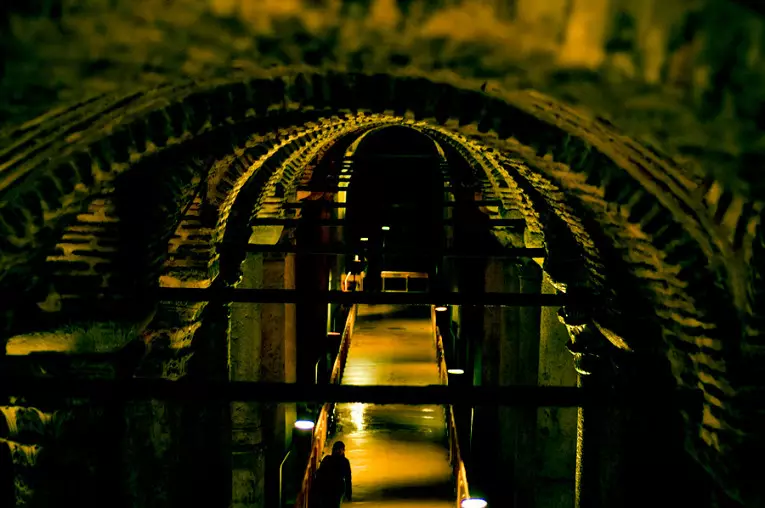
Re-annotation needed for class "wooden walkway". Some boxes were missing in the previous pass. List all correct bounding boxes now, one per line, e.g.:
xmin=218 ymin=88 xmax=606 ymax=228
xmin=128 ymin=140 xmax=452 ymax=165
xmin=325 ymin=304 xmax=454 ymax=508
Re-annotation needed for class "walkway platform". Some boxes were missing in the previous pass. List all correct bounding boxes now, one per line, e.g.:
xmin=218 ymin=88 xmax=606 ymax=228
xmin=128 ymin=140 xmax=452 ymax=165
xmin=325 ymin=304 xmax=454 ymax=507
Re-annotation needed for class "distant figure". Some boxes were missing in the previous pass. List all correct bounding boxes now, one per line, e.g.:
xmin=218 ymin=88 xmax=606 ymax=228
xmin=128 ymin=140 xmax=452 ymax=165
xmin=314 ymin=441 xmax=352 ymax=507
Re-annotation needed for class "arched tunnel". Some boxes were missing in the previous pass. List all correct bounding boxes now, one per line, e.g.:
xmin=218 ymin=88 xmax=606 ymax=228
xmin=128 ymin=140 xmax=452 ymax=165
xmin=1 ymin=1 xmax=764 ymax=507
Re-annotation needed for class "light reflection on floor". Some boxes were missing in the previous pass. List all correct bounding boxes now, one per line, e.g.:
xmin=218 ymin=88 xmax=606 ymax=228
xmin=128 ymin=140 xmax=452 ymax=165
xmin=325 ymin=305 xmax=454 ymax=507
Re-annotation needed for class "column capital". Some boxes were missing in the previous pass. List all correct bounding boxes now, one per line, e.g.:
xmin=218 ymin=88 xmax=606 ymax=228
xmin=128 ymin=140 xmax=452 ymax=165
xmin=557 ymin=305 xmax=589 ymax=328
xmin=515 ymin=258 xmax=543 ymax=281
xmin=558 ymin=307 xmax=614 ymax=376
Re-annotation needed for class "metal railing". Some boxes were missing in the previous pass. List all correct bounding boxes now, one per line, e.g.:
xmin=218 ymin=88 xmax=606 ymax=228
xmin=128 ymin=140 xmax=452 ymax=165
xmin=294 ymin=305 xmax=358 ymax=508
xmin=433 ymin=315 xmax=471 ymax=507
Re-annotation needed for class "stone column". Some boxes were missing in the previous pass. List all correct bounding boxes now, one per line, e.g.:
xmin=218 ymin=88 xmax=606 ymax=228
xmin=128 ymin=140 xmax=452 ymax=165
xmin=229 ymin=252 xmax=265 ymax=508
xmin=260 ymin=251 xmax=297 ymax=508
xmin=296 ymin=200 xmax=335 ymax=386
xmin=510 ymin=261 xmax=543 ymax=507
xmin=535 ymin=272 xmax=577 ymax=508
xmin=559 ymin=307 xmax=625 ymax=508
xmin=490 ymin=257 xmax=516 ymax=507
xmin=324 ymin=247 xmax=342 ymax=380
xmin=473 ymin=256 xmax=543 ymax=506
xmin=471 ymin=257 xmax=514 ymax=491
xmin=559 ymin=304 xmax=713 ymax=508
xmin=190 ymin=300 xmax=233 ymax=508
xmin=458 ymin=259 xmax=485 ymax=479
xmin=452 ymin=202 xmax=488 ymax=475
xmin=228 ymin=248 xmax=297 ymax=508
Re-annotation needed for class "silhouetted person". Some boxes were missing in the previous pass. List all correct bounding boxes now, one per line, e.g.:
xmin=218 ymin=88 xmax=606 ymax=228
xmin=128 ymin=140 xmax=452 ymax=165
xmin=315 ymin=441 xmax=352 ymax=507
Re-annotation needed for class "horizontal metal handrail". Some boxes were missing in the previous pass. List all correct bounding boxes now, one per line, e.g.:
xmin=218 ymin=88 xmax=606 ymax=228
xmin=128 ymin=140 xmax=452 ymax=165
xmin=0 ymin=378 xmax=691 ymax=406
xmin=330 ymin=306 xmax=357 ymax=385
xmin=432 ymin=316 xmax=472 ymax=508
xmin=294 ymin=305 xmax=357 ymax=508
xmin=1 ymin=289 xmax=595 ymax=306
xmin=149 ymin=288 xmax=587 ymax=306
xmin=216 ymin=242 xmax=546 ymax=258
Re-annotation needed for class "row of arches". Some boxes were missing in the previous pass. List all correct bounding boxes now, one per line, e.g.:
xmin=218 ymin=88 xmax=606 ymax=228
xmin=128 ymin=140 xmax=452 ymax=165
xmin=0 ymin=70 xmax=762 ymax=505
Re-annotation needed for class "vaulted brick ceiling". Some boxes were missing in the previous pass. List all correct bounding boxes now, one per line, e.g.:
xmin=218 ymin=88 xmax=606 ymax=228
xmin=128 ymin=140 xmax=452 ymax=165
xmin=0 ymin=0 xmax=764 ymax=505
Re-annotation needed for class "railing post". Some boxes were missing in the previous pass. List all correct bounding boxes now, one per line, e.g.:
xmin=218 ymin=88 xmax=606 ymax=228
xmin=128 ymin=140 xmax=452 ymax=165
xmin=434 ymin=320 xmax=473 ymax=507
xmin=294 ymin=304 xmax=356 ymax=508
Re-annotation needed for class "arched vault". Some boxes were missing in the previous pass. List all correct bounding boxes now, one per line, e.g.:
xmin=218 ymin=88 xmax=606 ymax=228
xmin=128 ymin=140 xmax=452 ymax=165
xmin=0 ymin=69 xmax=762 ymax=503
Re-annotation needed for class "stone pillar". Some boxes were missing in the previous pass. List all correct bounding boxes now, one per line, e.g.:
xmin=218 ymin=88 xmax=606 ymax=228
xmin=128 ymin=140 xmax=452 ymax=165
xmin=459 ymin=262 xmax=485 ymax=477
xmin=260 ymin=251 xmax=297 ymax=384
xmin=325 ymin=245 xmax=342 ymax=377
xmin=559 ymin=304 xmax=713 ymax=508
xmin=122 ymin=192 xmax=223 ymax=508
xmin=535 ymin=272 xmax=577 ymax=508
xmin=228 ymin=248 xmax=297 ymax=508
xmin=488 ymin=258 xmax=515 ymax=507
xmin=559 ymin=307 xmax=626 ymax=508
xmin=295 ymin=202 xmax=332 ymax=386
xmin=453 ymin=202 xmax=489 ymax=474
xmin=511 ymin=261 xmax=543 ymax=507
xmin=260 ymin=251 xmax=297 ymax=508
xmin=471 ymin=258 xmax=514 ymax=495
xmin=230 ymin=252 xmax=265 ymax=508
xmin=471 ymin=257 xmax=542 ymax=505
xmin=189 ymin=300 xmax=233 ymax=508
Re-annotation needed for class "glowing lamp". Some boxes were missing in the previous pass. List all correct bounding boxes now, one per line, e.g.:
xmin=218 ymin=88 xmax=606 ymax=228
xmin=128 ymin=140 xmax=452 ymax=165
xmin=461 ymin=499 xmax=488 ymax=508
xmin=447 ymin=369 xmax=465 ymax=375
xmin=381 ymin=226 xmax=390 ymax=231
xmin=294 ymin=420 xmax=315 ymax=431
xmin=434 ymin=305 xmax=448 ymax=312
xmin=360 ymin=237 xmax=369 ymax=242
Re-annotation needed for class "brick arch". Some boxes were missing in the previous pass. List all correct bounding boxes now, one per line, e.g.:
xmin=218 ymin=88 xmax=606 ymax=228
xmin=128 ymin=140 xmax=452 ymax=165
xmin=199 ymin=108 xmax=757 ymax=502
xmin=403 ymin=124 xmax=640 ymax=327
xmin=214 ymin=115 xmax=405 ymax=286
xmin=0 ymin=69 xmax=750 ymax=374
xmin=201 ymin=112 xmax=691 ymax=376
xmin=0 ymin=70 xmax=761 ymax=503
xmin=0 ymin=70 xmax=747 ymax=335
xmin=205 ymin=114 xmax=752 ymax=505
xmin=0 ymin=70 xmax=744 ymax=301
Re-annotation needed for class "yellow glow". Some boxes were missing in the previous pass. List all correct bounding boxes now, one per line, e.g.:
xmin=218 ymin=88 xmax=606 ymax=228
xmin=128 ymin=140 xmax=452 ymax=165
xmin=435 ymin=305 xmax=447 ymax=312
xmin=350 ymin=403 xmax=366 ymax=431
xmin=447 ymin=368 xmax=465 ymax=375
xmin=461 ymin=499 xmax=488 ymax=508
xmin=360 ymin=237 xmax=369 ymax=242
xmin=6 ymin=334 xmax=75 ymax=355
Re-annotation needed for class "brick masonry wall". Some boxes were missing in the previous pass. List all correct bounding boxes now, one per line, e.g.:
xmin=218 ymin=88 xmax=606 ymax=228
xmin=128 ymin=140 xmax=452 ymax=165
xmin=0 ymin=0 xmax=763 ymax=506
xmin=0 ymin=68 xmax=760 ymax=504
xmin=44 ymin=196 xmax=119 ymax=310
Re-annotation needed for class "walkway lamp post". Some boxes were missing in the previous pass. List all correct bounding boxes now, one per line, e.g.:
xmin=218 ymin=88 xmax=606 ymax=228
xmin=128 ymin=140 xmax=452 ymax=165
xmin=381 ymin=225 xmax=390 ymax=270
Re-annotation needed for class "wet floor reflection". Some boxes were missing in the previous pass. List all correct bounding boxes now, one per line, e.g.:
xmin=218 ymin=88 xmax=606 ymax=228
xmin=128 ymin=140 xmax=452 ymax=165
xmin=326 ymin=305 xmax=454 ymax=507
